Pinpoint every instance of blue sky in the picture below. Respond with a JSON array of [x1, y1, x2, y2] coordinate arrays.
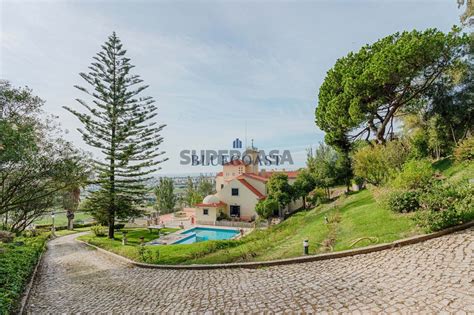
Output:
[[0, 0, 463, 175]]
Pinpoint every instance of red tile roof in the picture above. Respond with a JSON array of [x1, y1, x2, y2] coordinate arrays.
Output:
[[216, 172, 223, 176], [195, 201, 226, 207], [237, 178, 266, 199], [242, 170, 299, 182]]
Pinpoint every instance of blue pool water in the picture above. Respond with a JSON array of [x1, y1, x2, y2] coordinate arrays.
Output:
[[173, 227, 239, 244]]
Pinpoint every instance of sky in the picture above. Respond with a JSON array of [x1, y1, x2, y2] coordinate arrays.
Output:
[[0, 0, 464, 175]]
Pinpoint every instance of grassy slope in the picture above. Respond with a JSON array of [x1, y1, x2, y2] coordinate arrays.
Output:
[[192, 189, 418, 264]]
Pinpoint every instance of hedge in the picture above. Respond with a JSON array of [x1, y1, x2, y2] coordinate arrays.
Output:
[[0, 233, 49, 314]]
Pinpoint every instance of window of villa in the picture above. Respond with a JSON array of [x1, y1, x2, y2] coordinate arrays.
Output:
[[238, 167, 243, 174], [221, 184, 224, 189], [203, 209, 209, 215], [232, 188, 239, 196]]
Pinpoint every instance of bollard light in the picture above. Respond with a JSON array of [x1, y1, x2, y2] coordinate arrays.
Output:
[[122, 231, 128, 245], [51, 211, 56, 235], [303, 239, 309, 255]]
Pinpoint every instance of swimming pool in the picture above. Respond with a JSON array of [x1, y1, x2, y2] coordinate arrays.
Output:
[[173, 227, 240, 244]]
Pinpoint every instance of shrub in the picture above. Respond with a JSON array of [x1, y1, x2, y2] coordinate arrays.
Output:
[[255, 199, 279, 220], [353, 141, 410, 186], [22, 229, 40, 238], [114, 223, 125, 230], [0, 231, 14, 243], [0, 234, 49, 313], [391, 159, 434, 190], [91, 225, 107, 237], [388, 190, 420, 213], [454, 136, 474, 162], [217, 210, 230, 221], [415, 182, 474, 231], [307, 188, 328, 207]]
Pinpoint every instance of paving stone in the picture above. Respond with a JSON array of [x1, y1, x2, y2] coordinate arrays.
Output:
[[25, 228, 474, 313]]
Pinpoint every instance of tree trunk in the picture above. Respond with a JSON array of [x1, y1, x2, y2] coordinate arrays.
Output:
[[66, 210, 75, 230], [302, 196, 306, 210]]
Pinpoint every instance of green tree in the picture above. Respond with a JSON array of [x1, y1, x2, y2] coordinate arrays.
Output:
[[266, 173, 293, 217], [184, 177, 202, 206], [352, 141, 410, 186], [316, 28, 468, 150], [293, 169, 316, 209], [64, 33, 166, 238], [154, 177, 176, 214], [0, 81, 90, 232], [255, 198, 279, 221], [61, 153, 92, 230], [197, 176, 214, 198], [307, 143, 338, 198]]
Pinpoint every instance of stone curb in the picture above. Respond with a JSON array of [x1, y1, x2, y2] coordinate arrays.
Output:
[[18, 237, 49, 315], [77, 220, 474, 270]]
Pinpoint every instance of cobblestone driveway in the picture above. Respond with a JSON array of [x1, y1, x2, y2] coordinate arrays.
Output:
[[26, 228, 474, 313]]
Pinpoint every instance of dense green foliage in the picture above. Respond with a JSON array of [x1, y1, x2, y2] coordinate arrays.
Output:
[[316, 27, 468, 149], [266, 173, 293, 215], [64, 33, 166, 238], [352, 141, 410, 186], [416, 181, 474, 231], [0, 81, 90, 233], [91, 225, 107, 237], [292, 169, 316, 208], [255, 198, 279, 220], [454, 136, 474, 162], [183, 177, 203, 207], [391, 159, 434, 190], [0, 234, 49, 313], [388, 191, 421, 213], [154, 177, 177, 213]]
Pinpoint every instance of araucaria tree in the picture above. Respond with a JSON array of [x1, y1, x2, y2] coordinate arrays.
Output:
[[316, 27, 468, 150], [65, 33, 166, 238]]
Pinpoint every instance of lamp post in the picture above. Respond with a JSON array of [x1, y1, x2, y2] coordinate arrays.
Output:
[[51, 211, 56, 236]]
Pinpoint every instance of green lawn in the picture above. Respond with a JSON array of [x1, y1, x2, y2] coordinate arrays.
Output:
[[33, 212, 94, 227], [54, 227, 91, 237], [433, 158, 474, 182]]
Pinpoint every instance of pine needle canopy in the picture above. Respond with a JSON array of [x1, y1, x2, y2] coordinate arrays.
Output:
[[64, 32, 167, 227]]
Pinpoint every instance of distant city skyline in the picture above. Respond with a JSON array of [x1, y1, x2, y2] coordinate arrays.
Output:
[[0, 0, 463, 174]]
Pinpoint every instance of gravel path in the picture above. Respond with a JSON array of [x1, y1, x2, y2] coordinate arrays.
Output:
[[25, 228, 474, 313]]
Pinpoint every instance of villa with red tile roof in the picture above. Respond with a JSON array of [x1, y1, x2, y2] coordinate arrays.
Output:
[[194, 148, 303, 225]]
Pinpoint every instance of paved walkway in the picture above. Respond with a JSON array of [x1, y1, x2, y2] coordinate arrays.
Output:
[[26, 228, 474, 313]]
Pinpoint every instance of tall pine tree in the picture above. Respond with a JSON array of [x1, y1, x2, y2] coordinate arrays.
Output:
[[64, 32, 166, 238]]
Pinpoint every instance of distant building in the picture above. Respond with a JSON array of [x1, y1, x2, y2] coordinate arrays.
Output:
[[194, 147, 302, 225]]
